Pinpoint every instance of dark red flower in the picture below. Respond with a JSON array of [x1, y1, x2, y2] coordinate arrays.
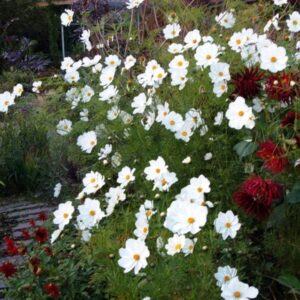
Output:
[[296, 135, 300, 148], [233, 176, 283, 220], [3, 236, 18, 256], [21, 229, 30, 240], [29, 257, 42, 276], [256, 140, 289, 173], [0, 262, 17, 278], [35, 227, 49, 244], [232, 67, 264, 98], [38, 212, 48, 222], [44, 247, 53, 257], [265, 72, 300, 103], [43, 283, 60, 299], [281, 111, 300, 127], [29, 219, 36, 227]]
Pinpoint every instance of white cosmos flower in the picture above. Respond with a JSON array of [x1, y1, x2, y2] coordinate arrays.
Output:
[[168, 43, 184, 54], [32, 81, 42, 93], [273, 0, 287, 6], [60, 9, 74, 26], [133, 217, 149, 240], [215, 11, 236, 29], [221, 277, 259, 300], [204, 152, 213, 160], [131, 92, 151, 114], [163, 23, 181, 40], [215, 266, 238, 287], [56, 119, 72, 136], [264, 14, 280, 33], [98, 144, 112, 161], [185, 108, 204, 130], [13, 84, 23, 97], [124, 55, 136, 70], [136, 200, 156, 220], [99, 85, 118, 102], [65, 69, 80, 83], [214, 111, 224, 126], [77, 198, 105, 229], [186, 174, 211, 200], [80, 29, 92, 51], [214, 210, 241, 240], [53, 183, 62, 198], [50, 228, 63, 244], [141, 111, 156, 131], [213, 81, 228, 97], [169, 55, 189, 71], [120, 111, 133, 124], [81, 85, 94, 103], [182, 238, 197, 256], [105, 55, 121, 69], [287, 12, 300, 33], [77, 131, 97, 154], [153, 171, 178, 192], [228, 32, 247, 53], [144, 156, 168, 181], [164, 200, 208, 235], [209, 62, 231, 83], [107, 105, 120, 120], [156, 102, 170, 123], [175, 122, 194, 142], [260, 44, 288, 73], [163, 111, 184, 132], [165, 234, 186, 256], [117, 166, 135, 187], [82, 55, 101, 67], [118, 238, 150, 274], [194, 43, 220, 68], [53, 201, 74, 230], [225, 97, 255, 130], [61, 57, 74, 70], [126, 0, 145, 9], [82, 171, 105, 195], [184, 29, 201, 50], [80, 108, 89, 122], [100, 66, 116, 87], [0, 91, 15, 113]]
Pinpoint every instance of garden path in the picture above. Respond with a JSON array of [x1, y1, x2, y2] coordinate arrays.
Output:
[[0, 198, 56, 298]]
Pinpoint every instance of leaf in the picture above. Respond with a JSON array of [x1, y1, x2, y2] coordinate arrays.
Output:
[[233, 140, 258, 159], [276, 274, 300, 293], [286, 182, 300, 204]]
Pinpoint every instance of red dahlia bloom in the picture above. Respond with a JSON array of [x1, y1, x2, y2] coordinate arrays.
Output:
[[0, 262, 17, 278], [233, 176, 283, 220], [265, 72, 300, 103], [44, 246, 53, 257], [35, 227, 49, 244], [256, 140, 289, 174], [43, 283, 60, 299], [21, 229, 30, 240], [3, 236, 18, 256], [280, 111, 300, 127], [232, 67, 264, 98], [38, 212, 48, 221]]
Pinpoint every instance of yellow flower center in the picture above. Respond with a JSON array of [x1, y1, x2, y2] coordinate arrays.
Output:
[[293, 20, 298, 25], [90, 141, 96, 146], [125, 175, 130, 181], [271, 56, 277, 63], [146, 210, 152, 217], [234, 291, 241, 298], [197, 187, 203, 193], [133, 254, 140, 261], [89, 210, 96, 216], [175, 243, 182, 251], [238, 111, 244, 117], [63, 213, 69, 219], [177, 61, 183, 67], [224, 275, 231, 282], [206, 54, 212, 60], [90, 178, 96, 183], [143, 227, 148, 233], [225, 222, 232, 228], [4, 100, 9, 106], [155, 168, 161, 174], [181, 131, 188, 137], [236, 39, 241, 45], [161, 178, 168, 186], [188, 217, 195, 224], [218, 71, 224, 77], [170, 119, 175, 126]]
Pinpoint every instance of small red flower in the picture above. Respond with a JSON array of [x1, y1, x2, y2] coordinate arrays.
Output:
[[29, 257, 42, 276], [265, 72, 299, 103], [38, 212, 48, 222], [0, 262, 17, 278], [29, 219, 36, 227], [232, 67, 264, 98], [44, 247, 53, 257], [35, 227, 49, 244], [256, 140, 289, 174], [280, 111, 300, 128], [3, 236, 18, 256], [21, 229, 30, 240], [43, 283, 60, 299], [233, 176, 283, 220]]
